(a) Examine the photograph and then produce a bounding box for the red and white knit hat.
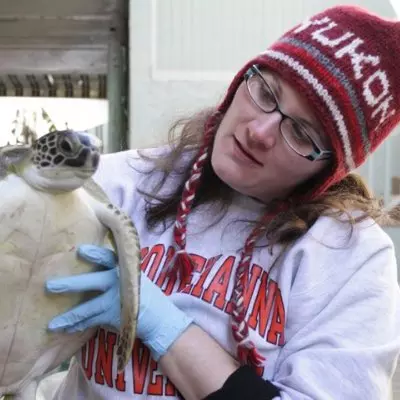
[171,5,400,366]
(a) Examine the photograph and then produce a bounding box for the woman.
[46,5,400,399]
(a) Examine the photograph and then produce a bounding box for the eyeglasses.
[244,65,332,162]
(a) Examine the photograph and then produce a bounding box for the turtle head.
[9,130,102,192]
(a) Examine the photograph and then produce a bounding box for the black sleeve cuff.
[202,365,280,400]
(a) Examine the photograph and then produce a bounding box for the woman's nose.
[247,111,282,148]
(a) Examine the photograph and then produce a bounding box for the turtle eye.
[60,139,73,153]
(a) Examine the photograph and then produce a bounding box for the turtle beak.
[92,152,100,169]
[77,132,103,152]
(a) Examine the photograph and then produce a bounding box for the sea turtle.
[0,130,141,399]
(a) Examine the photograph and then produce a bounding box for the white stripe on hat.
[262,49,356,171]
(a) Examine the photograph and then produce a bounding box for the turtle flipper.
[0,145,32,179]
[86,180,141,372]
[110,206,141,372]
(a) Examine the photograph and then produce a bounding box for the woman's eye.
[260,86,274,101]
[292,125,309,142]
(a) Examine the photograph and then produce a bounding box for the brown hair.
[138,108,400,247]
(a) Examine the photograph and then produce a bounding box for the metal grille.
[0,74,107,99]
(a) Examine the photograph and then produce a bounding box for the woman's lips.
[233,137,263,166]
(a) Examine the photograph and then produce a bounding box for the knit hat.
[171,5,400,366]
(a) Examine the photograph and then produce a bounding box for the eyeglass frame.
[243,64,332,162]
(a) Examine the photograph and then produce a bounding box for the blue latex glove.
[46,244,193,361]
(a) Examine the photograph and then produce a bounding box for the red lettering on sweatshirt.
[202,256,235,309]
[190,255,221,298]
[81,332,97,380]
[81,244,286,395]
[94,330,117,387]
[141,244,165,280]
[132,339,151,394]
[115,369,126,392]
[248,273,277,339]
[267,288,286,346]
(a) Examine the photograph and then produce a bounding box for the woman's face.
[211,67,331,203]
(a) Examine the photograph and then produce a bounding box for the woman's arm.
[159,325,280,400]
[159,325,239,399]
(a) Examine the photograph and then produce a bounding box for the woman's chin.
[214,163,251,193]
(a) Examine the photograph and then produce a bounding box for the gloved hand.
[46,244,193,361]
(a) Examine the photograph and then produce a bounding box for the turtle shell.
[0,172,106,395]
